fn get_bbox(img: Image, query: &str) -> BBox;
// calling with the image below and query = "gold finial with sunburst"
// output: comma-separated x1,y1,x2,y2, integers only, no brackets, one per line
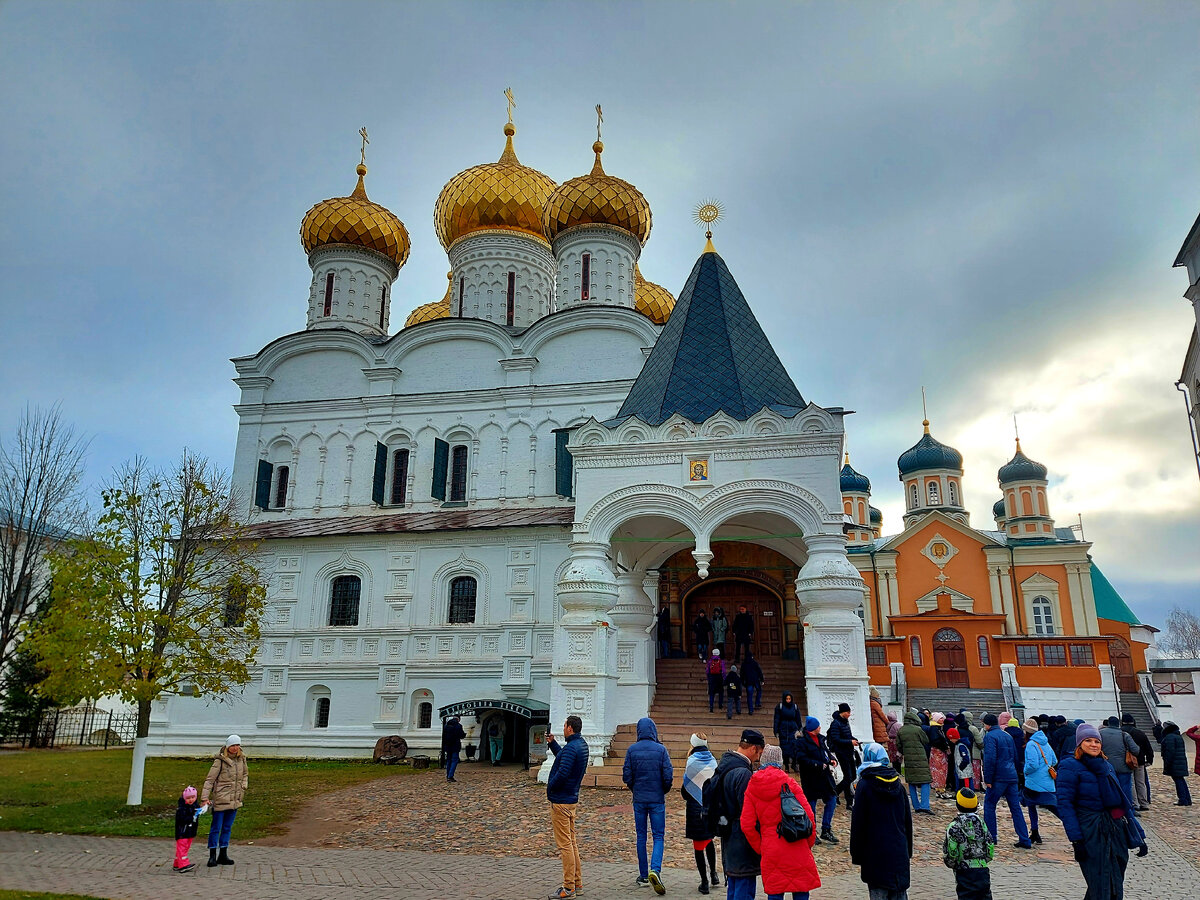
694,198,723,253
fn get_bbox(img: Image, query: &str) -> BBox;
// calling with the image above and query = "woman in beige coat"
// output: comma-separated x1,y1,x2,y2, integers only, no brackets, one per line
201,734,248,867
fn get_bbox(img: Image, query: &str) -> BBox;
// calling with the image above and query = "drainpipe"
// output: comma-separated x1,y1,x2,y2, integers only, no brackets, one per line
1176,381,1200,483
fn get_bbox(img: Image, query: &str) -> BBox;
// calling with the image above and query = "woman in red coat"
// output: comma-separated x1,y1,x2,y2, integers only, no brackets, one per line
740,744,821,900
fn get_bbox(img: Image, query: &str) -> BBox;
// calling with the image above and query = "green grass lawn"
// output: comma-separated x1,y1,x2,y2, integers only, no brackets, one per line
0,748,415,838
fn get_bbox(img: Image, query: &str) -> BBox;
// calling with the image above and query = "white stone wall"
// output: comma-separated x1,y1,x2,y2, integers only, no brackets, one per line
448,231,555,326
306,246,398,336
552,226,640,313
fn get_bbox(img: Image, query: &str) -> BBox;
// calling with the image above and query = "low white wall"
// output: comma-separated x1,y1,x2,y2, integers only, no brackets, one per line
1017,666,1124,723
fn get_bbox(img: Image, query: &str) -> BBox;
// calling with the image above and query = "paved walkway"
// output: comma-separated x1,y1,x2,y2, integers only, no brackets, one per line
1,827,1197,900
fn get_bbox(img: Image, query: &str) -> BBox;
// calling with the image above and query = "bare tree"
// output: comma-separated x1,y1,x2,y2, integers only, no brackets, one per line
0,404,87,689
1158,605,1200,659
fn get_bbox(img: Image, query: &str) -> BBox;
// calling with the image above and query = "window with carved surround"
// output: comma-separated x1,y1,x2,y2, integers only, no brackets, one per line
1031,596,1055,635
315,697,330,728
329,575,361,627
449,576,477,624
418,702,433,729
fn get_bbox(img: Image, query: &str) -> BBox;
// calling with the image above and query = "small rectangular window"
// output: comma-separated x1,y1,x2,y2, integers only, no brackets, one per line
458,277,464,317
274,465,289,509
1017,644,1040,666
1043,644,1067,666
315,697,330,728
418,702,433,729
909,636,922,666
977,636,991,666
1070,644,1095,667
324,273,334,316
379,286,387,329
223,583,248,628
390,448,409,505
866,645,887,666
553,428,574,498
506,272,515,326
449,445,468,502
581,254,590,301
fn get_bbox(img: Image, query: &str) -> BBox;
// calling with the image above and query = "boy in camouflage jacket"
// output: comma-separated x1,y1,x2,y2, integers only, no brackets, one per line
942,788,994,900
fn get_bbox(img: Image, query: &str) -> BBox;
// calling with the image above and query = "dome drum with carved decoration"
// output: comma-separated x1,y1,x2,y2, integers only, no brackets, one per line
301,164,410,268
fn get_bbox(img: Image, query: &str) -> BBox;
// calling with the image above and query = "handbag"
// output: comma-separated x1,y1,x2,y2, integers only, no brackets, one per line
1035,742,1057,781
1126,750,1139,770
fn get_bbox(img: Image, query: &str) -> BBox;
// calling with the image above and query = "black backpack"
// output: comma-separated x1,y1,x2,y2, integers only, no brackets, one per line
703,769,732,838
777,782,813,842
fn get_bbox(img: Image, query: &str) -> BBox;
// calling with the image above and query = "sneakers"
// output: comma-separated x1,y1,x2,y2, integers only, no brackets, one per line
549,889,576,899
820,828,839,844
635,876,650,887
647,871,665,895
172,863,196,874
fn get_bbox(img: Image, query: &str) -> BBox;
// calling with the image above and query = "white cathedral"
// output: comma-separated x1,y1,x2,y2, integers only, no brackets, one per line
150,116,873,762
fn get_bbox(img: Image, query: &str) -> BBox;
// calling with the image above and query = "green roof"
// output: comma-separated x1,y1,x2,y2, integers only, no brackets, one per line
1091,564,1141,626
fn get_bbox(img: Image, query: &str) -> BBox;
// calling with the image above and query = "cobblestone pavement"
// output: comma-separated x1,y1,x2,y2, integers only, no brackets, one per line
1,824,1197,900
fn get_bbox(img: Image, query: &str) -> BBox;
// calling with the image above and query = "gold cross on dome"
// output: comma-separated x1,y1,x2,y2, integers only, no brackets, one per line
504,87,516,124
596,104,603,141
359,127,369,165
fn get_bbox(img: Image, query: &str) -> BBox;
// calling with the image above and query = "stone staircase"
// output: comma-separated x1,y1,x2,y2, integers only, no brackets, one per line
1118,692,1156,737
907,688,1009,717
581,656,808,789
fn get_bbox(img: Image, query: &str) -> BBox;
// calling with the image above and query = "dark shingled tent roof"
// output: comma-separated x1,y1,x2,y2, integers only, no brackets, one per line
612,248,804,424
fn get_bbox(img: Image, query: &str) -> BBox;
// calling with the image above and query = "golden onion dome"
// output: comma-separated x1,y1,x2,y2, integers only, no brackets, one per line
434,123,557,250
634,264,675,324
301,164,410,267
543,141,652,245
404,272,453,327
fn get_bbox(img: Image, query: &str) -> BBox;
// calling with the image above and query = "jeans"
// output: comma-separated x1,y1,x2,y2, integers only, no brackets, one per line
746,684,761,712
697,639,710,659
446,750,460,781
489,736,503,764
983,780,1029,844
207,808,237,849
726,874,756,900
767,894,810,900
1174,776,1193,805
633,801,666,878
908,781,930,811
814,795,836,830
550,802,582,891
726,693,741,719
1116,771,1134,807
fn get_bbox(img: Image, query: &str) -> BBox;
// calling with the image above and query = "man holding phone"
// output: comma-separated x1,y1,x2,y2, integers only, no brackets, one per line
546,715,589,899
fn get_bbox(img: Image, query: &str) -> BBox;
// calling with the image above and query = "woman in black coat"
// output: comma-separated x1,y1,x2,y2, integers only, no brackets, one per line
1159,721,1193,806
794,715,839,842
849,743,913,900
681,738,721,894
773,692,803,771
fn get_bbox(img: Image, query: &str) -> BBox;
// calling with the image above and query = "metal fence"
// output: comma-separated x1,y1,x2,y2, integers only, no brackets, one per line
1,704,139,749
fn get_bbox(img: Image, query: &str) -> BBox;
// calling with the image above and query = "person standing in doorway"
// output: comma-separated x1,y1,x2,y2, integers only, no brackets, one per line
741,652,764,714
623,717,673,894
487,716,506,766
710,729,766,900
442,715,466,783
657,604,672,659
546,715,590,900
712,607,729,657
731,605,754,664
694,609,713,661
981,714,1031,849
828,703,860,812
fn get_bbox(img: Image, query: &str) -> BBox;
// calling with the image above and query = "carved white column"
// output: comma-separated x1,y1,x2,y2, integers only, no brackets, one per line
551,542,620,764
796,532,871,741
610,570,656,719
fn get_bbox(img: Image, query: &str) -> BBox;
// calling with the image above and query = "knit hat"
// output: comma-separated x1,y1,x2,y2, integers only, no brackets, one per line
837,702,852,714
1008,718,1019,728
690,732,708,748
1076,723,1102,744
182,786,197,801
711,648,721,657
946,728,960,741
1023,717,1039,734
869,686,881,699
1121,713,1136,726
761,744,784,768
740,728,766,747
982,714,999,727
931,712,946,725
226,734,242,747
804,716,821,732
1054,715,1067,725
956,788,979,811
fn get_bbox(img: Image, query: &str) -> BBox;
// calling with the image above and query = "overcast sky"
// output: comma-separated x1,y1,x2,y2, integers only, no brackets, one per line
1,1,1197,632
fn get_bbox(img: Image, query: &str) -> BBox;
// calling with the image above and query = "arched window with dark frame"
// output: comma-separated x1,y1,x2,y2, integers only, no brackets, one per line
323,272,334,316
910,635,923,666
448,576,477,624
329,575,361,627
978,635,991,666
315,697,330,728
449,445,468,502
390,448,409,505
273,465,289,509
506,272,516,325
418,702,433,729
949,482,958,505
378,285,387,329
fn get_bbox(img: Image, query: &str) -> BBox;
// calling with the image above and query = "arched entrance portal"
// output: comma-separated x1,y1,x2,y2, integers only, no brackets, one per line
933,627,968,688
685,579,783,657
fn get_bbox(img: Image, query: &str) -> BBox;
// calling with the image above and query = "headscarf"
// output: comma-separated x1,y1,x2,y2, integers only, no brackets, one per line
857,741,891,777
886,711,902,740
683,742,718,805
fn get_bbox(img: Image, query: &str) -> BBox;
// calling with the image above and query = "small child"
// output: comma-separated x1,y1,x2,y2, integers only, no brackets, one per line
173,785,205,873
942,788,994,900
724,665,743,719
947,728,973,791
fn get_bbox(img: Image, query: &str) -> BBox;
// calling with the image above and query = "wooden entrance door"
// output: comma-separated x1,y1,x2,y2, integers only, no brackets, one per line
685,580,782,656
1107,637,1136,693
933,628,969,688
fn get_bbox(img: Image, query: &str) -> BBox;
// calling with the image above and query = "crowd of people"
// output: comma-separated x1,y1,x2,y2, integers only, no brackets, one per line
539,698,1198,900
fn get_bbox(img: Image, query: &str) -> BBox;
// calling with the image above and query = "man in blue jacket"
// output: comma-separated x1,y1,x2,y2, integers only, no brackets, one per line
546,715,590,900
981,713,1032,849
623,717,674,894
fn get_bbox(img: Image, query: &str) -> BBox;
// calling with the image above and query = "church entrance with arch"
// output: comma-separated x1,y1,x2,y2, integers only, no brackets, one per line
684,580,783,657
933,627,968,688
